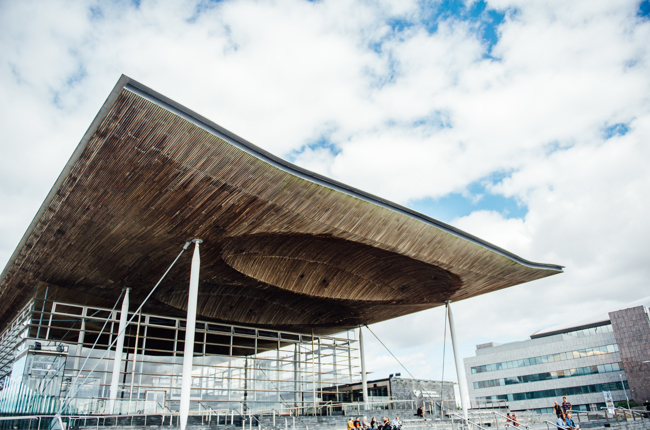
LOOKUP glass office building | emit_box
[0,294,358,415]
[463,299,650,413]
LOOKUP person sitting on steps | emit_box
[394,417,401,429]
[564,412,579,430]
[415,406,426,420]
[511,412,519,427]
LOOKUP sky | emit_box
[1,0,650,388]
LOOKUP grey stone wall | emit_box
[388,378,456,408]
[609,305,650,402]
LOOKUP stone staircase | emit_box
[255,408,445,430]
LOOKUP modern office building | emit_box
[0,76,562,421]
[465,298,650,413]
[322,375,456,411]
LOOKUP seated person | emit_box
[556,416,567,430]
[564,412,579,430]
[394,417,401,429]
[511,413,519,427]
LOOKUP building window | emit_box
[473,362,624,389]
[470,344,619,374]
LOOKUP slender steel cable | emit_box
[58,290,124,410]
[59,241,191,414]
[364,324,437,409]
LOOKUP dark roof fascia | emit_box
[1,75,563,287]
[530,319,612,339]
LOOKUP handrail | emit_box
[465,410,524,426]
[157,400,172,413]
[0,414,65,430]
[614,407,647,420]
[246,398,422,417]
[543,419,570,430]
[451,412,491,430]
[489,410,529,429]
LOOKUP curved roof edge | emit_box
[531,295,650,338]
[0,74,563,285]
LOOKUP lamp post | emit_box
[620,374,630,410]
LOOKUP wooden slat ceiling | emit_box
[0,77,562,335]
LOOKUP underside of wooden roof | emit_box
[0,76,562,335]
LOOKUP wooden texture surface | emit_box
[0,87,562,334]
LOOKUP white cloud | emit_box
[1,0,650,385]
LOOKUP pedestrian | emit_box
[562,397,572,415]
[506,413,512,427]
[512,412,519,427]
[554,402,564,419]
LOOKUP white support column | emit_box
[109,287,130,414]
[446,301,469,420]
[74,310,86,377]
[180,239,202,430]
[359,327,368,408]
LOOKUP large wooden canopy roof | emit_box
[0,76,562,334]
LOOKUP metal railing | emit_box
[450,412,491,430]
[463,410,529,430]
[0,414,65,430]
[470,398,509,410]
[614,407,649,421]
[543,419,570,430]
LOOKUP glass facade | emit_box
[530,404,603,414]
[562,324,613,338]
[470,344,619,374]
[532,323,614,340]
[475,380,629,403]
[0,298,359,415]
[473,362,624,389]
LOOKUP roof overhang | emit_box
[0,75,563,334]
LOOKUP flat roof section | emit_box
[0,75,563,334]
